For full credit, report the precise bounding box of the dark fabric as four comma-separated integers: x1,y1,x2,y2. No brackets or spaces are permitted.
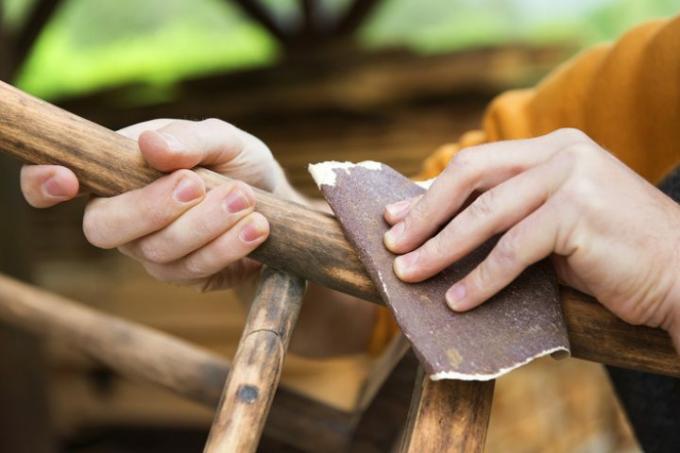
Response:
605,165,680,453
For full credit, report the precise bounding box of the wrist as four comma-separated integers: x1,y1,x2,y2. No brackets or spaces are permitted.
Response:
663,214,680,350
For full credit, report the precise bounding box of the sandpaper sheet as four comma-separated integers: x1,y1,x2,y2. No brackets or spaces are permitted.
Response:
309,161,570,380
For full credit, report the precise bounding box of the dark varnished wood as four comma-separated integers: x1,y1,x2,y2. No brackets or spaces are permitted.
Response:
204,268,305,453
0,273,351,452
400,370,494,453
0,81,678,377
562,287,680,377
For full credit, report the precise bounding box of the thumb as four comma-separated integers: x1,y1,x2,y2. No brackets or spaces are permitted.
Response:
137,119,249,172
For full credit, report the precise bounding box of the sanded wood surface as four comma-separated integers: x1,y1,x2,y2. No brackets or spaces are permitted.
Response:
0,81,678,376
400,369,494,453
204,268,305,453
0,273,352,452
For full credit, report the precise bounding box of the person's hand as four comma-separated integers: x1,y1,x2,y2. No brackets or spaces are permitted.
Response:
20,118,301,291
383,129,680,347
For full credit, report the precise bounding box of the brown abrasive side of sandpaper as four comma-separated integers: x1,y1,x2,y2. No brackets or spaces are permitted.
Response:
309,161,570,380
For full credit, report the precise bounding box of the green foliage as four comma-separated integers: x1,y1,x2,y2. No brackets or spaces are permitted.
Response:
8,0,680,100
15,0,278,100
359,0,680,52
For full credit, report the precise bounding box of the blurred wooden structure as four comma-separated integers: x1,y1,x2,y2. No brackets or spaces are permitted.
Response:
0,1,658,451
3,81,678,451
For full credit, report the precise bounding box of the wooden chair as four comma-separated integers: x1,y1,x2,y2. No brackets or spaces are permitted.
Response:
0,81,678,452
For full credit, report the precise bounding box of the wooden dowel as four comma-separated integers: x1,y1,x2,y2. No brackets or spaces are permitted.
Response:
204,268,305,453
0,273,352,452
562,287,680,376
0,272,226,405
0,80,375,302
0,81,677,376
400,369,494,453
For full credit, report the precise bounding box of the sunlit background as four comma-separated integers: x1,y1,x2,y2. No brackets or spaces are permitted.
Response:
3,0,677,100
0,1,678,452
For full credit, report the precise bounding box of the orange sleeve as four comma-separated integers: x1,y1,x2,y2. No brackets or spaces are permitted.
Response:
418,16,680,182
370,16,680,355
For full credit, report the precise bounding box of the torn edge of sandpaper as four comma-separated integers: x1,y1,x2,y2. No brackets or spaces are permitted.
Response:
309,161,570,381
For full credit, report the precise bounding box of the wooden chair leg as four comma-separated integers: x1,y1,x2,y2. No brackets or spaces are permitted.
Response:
400,369,494,453
203,268,305,453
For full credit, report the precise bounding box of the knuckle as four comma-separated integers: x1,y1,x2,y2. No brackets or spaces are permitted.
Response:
82,209,108,248
562,178,602,212
559,142,599,164
447,147,483,183
401,211,421,237
553,127,590,142
450,148,476,170
201,117,227,130
183,258,211,279
473,260,495,292
138,241,171,264
468,191,496,219
144,205,174,231
173,168,198,184
229,180,252,197
421,236,444,264
494,239,519,270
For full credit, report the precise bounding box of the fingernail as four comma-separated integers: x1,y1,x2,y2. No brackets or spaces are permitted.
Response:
160,132,184,152
446,283,467,310
393,252,417,279
174,177,203,203
239,218,267,243
384,222,405,248
385,199,411,218
43,177,69,198
224,189,251,213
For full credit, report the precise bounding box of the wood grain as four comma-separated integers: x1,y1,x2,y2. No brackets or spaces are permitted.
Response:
0,273,351,452
400,369,494,453
204,268,305,453
562,287,680,377
0,81,678,376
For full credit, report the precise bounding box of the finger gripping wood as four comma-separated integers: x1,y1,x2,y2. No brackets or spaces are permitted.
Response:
0,80,375,302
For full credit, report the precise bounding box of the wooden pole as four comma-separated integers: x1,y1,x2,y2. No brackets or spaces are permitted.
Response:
0,273,353,452
204,268,305,453
400,370,494,453
0,272,231,405
0,81,677,377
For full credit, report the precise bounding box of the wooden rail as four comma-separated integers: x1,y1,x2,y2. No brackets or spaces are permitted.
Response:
0,81,678,377
0,273,352,452
204,269,305,453
400,370,494,452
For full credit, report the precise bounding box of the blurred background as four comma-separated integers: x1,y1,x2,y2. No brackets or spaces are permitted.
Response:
0,0,678,452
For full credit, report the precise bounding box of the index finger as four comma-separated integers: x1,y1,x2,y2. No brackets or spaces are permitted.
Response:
383,129,590,254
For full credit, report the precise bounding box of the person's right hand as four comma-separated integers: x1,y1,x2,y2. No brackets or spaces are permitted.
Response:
20,118,302,292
